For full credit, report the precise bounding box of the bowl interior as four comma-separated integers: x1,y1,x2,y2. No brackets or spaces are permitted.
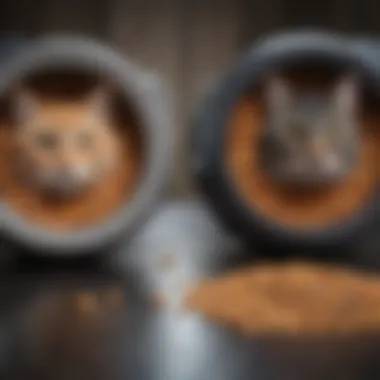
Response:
0,67,144,232
224,65,380,232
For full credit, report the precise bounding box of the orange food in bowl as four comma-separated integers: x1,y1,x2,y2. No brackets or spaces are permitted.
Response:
0,74,143,231
225,74,379,229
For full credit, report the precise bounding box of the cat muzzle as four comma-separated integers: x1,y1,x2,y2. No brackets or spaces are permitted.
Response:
269,161,349,186
41,168,94,196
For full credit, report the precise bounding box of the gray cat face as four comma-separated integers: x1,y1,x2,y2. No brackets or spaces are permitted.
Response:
261,74,360,185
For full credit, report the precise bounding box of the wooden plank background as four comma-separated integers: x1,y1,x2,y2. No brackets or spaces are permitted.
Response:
0,0,378,195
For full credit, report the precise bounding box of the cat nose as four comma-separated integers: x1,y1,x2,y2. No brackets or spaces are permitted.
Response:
73,165,91,180
58,164,77,180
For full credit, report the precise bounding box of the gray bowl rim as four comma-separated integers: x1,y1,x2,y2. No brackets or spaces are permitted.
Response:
1,34,173,256
193,29,380,249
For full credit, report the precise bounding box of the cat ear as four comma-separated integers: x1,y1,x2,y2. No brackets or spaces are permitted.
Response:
85,85,110,122
12,86,38,125
264,75,292,118
332,74,360,117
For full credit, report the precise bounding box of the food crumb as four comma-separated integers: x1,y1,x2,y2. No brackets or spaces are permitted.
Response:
75,292,99,314
152,292,167,308
156,252,176,271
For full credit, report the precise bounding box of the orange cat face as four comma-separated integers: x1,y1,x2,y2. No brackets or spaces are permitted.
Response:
13,86,120,196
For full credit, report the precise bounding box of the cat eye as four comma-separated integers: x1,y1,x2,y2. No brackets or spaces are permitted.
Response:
35,132,59,150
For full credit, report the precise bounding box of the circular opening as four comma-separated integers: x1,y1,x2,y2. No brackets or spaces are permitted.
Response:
224,66,379,230
0,67,144,232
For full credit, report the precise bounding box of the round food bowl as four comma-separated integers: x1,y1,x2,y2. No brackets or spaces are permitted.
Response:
0,35,27,62
194,30,380,251
0,35,173,256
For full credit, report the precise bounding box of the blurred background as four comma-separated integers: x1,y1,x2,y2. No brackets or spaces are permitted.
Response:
1,0,377,194
2,4,380,380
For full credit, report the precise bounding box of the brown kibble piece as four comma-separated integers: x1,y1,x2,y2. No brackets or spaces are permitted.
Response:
152,292,167,309
156,253,176,271
75,292,99,314
102,287,126,309
187,262,380,335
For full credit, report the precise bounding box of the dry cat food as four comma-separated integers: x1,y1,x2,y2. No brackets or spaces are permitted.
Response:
225,73,379,229
187,262,380,335
0,76,142,230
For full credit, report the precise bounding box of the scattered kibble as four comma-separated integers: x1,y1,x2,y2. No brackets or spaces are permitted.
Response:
187,262,380,335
